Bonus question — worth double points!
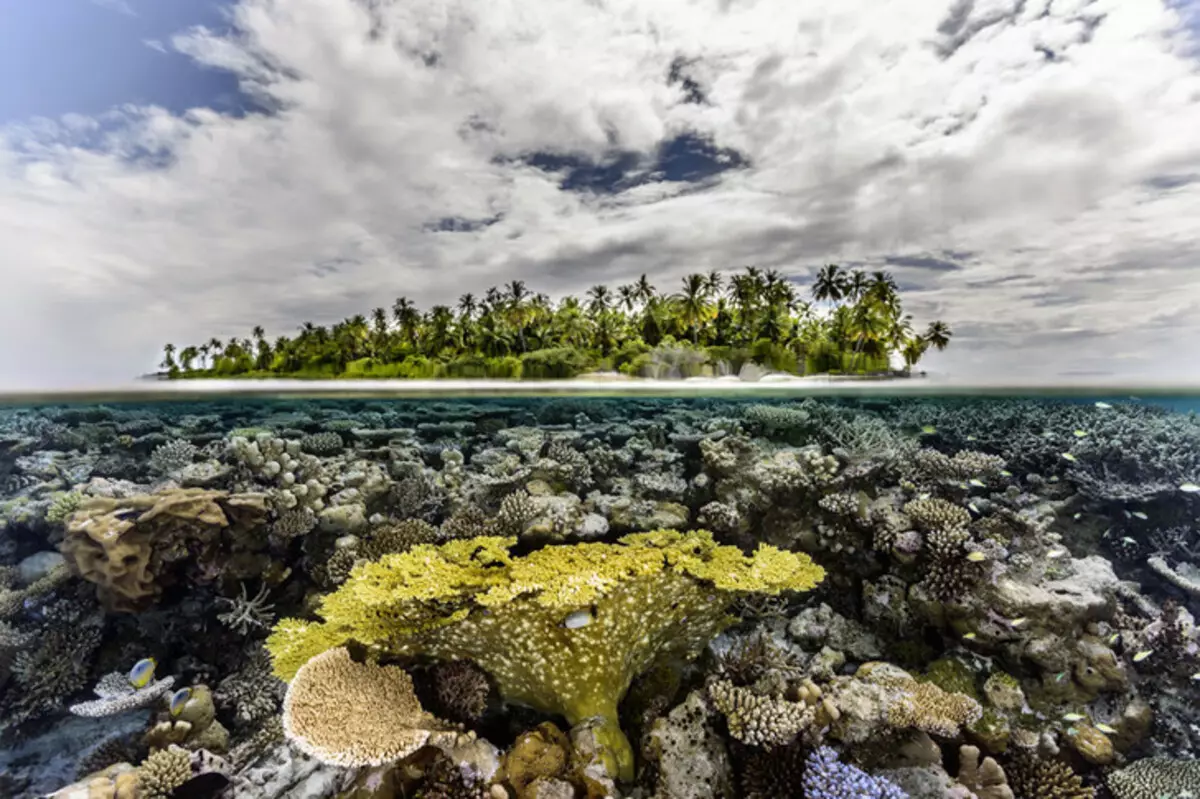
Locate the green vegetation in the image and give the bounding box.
[161,266,951,380]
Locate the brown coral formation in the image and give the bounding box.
[62,488,269,610]
[1006,754,1094,799]
[957,744,1014,799]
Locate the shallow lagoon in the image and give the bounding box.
[2,385,1200,798]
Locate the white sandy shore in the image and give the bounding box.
[3,373,1200,404]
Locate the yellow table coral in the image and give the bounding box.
[267,529,824,781]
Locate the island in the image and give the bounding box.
[158,265,951,381]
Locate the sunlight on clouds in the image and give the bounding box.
[1,0,1199,387]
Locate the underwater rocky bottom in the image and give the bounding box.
[3,392,1200,798]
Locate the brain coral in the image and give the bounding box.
[267,529,824,781]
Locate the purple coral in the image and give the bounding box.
[802,746,909,799]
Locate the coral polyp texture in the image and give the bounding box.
[281,646,456,767]
[267,529,823,779]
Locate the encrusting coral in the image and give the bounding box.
[267,529,824,781]
[281,646,457,767]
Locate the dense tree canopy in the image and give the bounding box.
[161,266,951,379]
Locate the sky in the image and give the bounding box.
[1,0,1199,389]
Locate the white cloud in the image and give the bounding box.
[90,0,136,17]
[2,0,1200,388]
[143,39,168,54]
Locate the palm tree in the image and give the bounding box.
[705,269,723,298]
[458,293,477,320]
[160,343,177,374]
[633,274,656,306]
[675,274,710,344]
[924,321,953,351]
[811,265,849,304]
[846,269,870,304]
[587,284,611,315]
[617,284,637,314]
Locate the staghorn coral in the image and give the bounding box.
[1106,757,1200,799]
[271,506,317,539]
[281,646,456,767]
[493,490,539,537]
[433,660,492,723]
[148,439,198,474]
[363,518,441,560]
[300,431,344,456]
[2,610,103,731]
[707,678,816,748]
[61,487,270,610]
[904,497,971,533]
[1006,754,1093,799]
[135,745,193,799]
[441,504,492,540]
[69,671,176,717]
[267,529,824,781]
[215,582,276,635]
[214,648,287,728]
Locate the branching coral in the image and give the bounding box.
[267,529,823,781]
[148,439,198,475]
[135,745,192,799]
[802,746,908,799]
[433,660,492,723]
[215,583,276,635]
[1006,754,1093,799]
[281,646,456,767]
[707,678,816,748]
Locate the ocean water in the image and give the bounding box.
[2,386,1200,798]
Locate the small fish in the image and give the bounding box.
[1009,617,1029,628]
[968,502,981,514]
[1121,536,1137,545]
[921,425,937,435]
[1073,512,1082,520]
[1061,452,1078,463]
[1191,672,1200,681]
[1047,549,1066,559]
[1049,475,1060,482]
[128,658,156,689]
[1000,470,1012,477]
[1108,633,1122,645]
[1063,713,1086,722]
[1095,401,1113,409]
[1131,511,1149,521]
[1073,429,1088,438]
[1122,509,1132,519]
[963,632,978,640]
[1180,482,1200,493]
[169,688,191,717]
[563,609,594,629]
[1094,723,1118,735]
[1055,671,1069,683]
[966,551,988,562]
[918,492,931,500]
[966,435,978,441]
[969,478,986,488]
[1132,650,1153,663]
[1066,726,1080,737]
